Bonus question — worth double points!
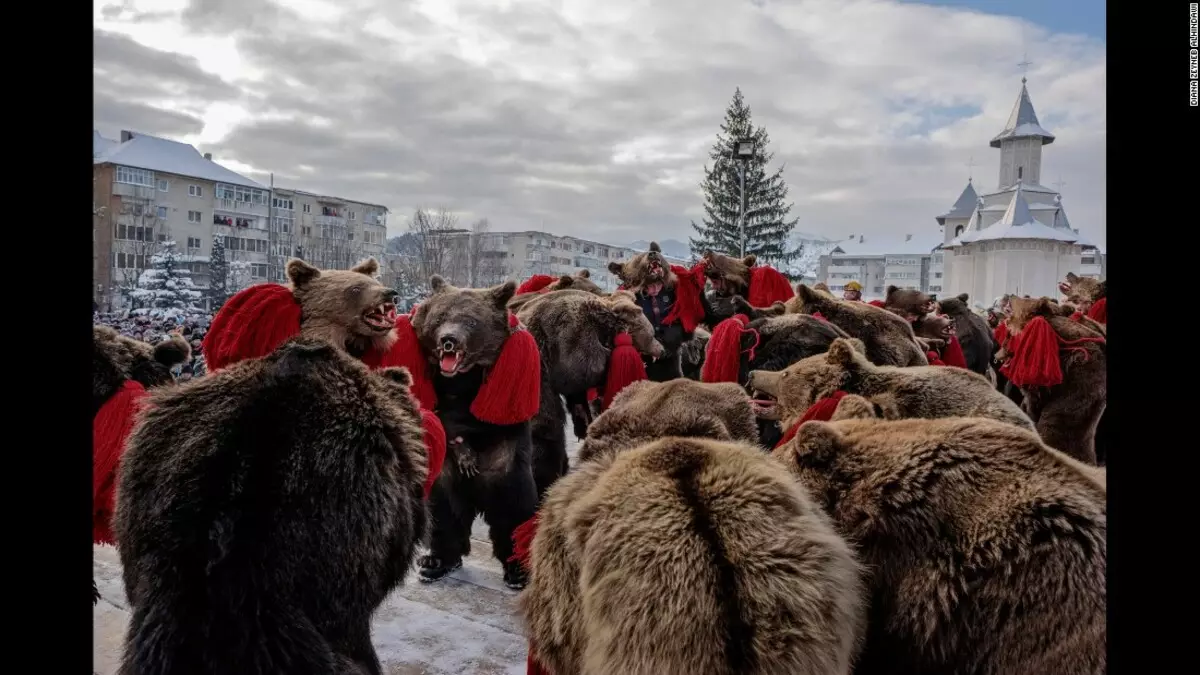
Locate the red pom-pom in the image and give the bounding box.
[941,334,968,369]
[1000,316,1063,387]
[926,351,946,366]
[603,333,647,410]
[471,313,542,425]
[93,380,148,545]
[1086,297,1107,324]
[701,314,754,383]
[509,512,540,570]
[774,391,848,449]
[363,315,438,411]
[203,284,302,372]
[747,266,795,307]
[663,264,707,333]
[516,275,557,296]
[867,299,886,308]
[419,409,446,500]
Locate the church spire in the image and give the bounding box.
[990,78,1056,148]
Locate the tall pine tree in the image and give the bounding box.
[689,88,802,266]
[209,236,229,310]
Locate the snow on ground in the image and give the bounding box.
[94,428,583,674]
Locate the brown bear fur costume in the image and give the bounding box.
[883,285,935,322]
[772,416,1106,675]
[786,284,929,367]
[607,241,708,382]
[936,293,994,376]
[509,270,606,311]
[699,250,796,308]
[680,325,711,380]
[1059,272,1105,314]
[704,293,788,326]
[114,339,431,675]
[747,338,1033,431]
[1001,296,1107,465]
[514,289,663,480]
[410,276,545,589]
[521,379,866,675]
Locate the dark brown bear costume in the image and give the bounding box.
[773,416,1106,675]
[1001,296,1106,465]
[786,284,929,367]
[114,339,432,675]
[513,288,662,482]
[410,276,547,589]
[607,241,707,382]
[882,285,936,322]
[520,378,865,675]
[936,293,994,375]
[748,338,1033,431]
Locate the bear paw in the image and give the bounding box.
[449,437,478,478]
[503,560,528,590]
[418,555,464,583]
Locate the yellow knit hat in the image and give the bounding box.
[844,281,863,292]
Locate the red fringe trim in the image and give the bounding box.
[747,266,795,307]
[868,300,886,308]
[470,313,542,425]
[363,315,438,411]
[701,314,758,383]
[993,322,1009,348]
[773,391,848,449]
[203,284,302,372]
[941,334,968,369]
[1086,297,1107,324]
[516,275,557,296]
[1000,316,1105,388]
[510,512,540,569]
[603,333,647,410]
[419,409,446,500]
[93,380,148,545]
[926,351,946,366]
[662,264,707,333]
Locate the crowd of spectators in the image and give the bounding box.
[94,311,213,381]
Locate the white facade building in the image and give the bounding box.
[939,78,1102,304]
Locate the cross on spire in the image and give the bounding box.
[1053,176,1067,192]
[966,155,977,182]
[1017,52,1033,82]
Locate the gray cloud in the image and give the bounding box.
[93,90,207,139]
[95,0,1107,249]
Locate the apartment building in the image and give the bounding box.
[93,129,389,310]
[817,232,941,300]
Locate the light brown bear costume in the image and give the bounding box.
[513,289,662,485]
[1000,296,1106,465]
[748,338,1033,431]
[772,416,1106,675]
[786,284,929,367]
[519,378,866,675]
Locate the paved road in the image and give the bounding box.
[95,430,582,674]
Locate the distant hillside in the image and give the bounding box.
[626,238,691,259]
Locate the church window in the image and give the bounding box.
[954,225,964,237]
[1018,166,1024,180]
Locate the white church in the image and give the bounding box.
[934,77,1102,304]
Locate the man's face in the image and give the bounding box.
[843,289,860,301]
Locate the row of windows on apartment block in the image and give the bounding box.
[829,272,921,280]
[528,239,627,259]
[831,257,927,267]
[112,251,270,279]
[115,167,382,224]
[115,211,384,246]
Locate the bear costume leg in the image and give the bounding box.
[482,464,538,589]
[645,351,683,382]
[420,477,476,582]
[1033,395,1104,465]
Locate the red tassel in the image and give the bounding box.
[867,300,886,308]
[587,387,599,402]
[516,275,557,296]
[773,391,848,449]
[363,315,438,411]
[509,512,540,570]
[1086,297,1107,324]
[927,351,946,366]
[603,333,647,410]
[747,266,795,307]
[203,284,302,372]
[663,264,707,333]
[941,334,968,369]
[93,380,148,545]
[993,322,1009,349]
[471,313,542,425]
[701,314,756,383]
[419,409,446,500]
[1000,316,1064,387]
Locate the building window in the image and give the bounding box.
[188,210,202,223]
[251,263,269,278]
[187,237,202,250]
[272,197,294,210]
[1017,166,1023,180]
[873,286,884,294]
[303,204,312,213]
[115,166,155,187]
[349,210,356,220]
[116,224,153,241]
[157,206,168,219]
[934,272,943,278]
[157,179,169,192]
[954,225,964,237]
[189,184,203,197]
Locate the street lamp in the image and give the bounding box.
[712,137,757,258]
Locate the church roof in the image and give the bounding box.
[989,78,1055,148]
[945,185,1078,247]
[936,180,980,225]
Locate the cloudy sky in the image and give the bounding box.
[93,0,1107,249]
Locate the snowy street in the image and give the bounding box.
[94,431,582,674]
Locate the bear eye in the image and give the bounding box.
[466,318,478,329]
[350,285,363,294]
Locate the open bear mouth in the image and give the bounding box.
[750,390,777,414]
[438,348,466,376]
[362,302,398,331]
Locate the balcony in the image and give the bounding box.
[112,183,156,200]
[215,198,269,217]
[827,265,860,275]
[315,214,346,227]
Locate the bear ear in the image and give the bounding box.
[490,280,518,308]
[649,241,662,253]
[556,274,575,288]
[351,257,379,277]
[826,338,867,368]
[378,366,412,388]
[792,421,842,466]
[577,269,591,279]
[768,301,787,316]
[795,283,817,303]
[830,394,879,421]
[742,254,757,267]
[886,285,899,298]
[1032,297,1057,317]
[607,261,624,275]
[287,259,321,287]
[703,249,715,260]
[957,293,969,303]
[429,275,447,293]
[1065,272,1080,284]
